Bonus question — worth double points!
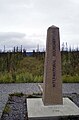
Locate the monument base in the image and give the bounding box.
[27,98,79,120]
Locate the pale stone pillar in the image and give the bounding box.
[42,25,63,105]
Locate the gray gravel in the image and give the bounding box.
[0,83,41,118]
[0,83,79,119]
[1,95,28,120]
[62,83,79,94]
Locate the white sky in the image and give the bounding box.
[0,0,79,51]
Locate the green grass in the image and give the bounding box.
[0,72,43,83]
[62,75,79,83]
[3,104,11,114]
[0,57,44,83]
[9,92,24,97]
[0,56,79,83]
[9,92,42,98]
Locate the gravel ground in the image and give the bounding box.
[0,83,41,118]
[1,93,79,120]
[1,95,28,120]
[0,83,79,119]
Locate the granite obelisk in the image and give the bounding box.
[42,25,63,105]
[27,26,79,119]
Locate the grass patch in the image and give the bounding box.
[0,56,79,83]
[9,92,42,98]
[3,104,10,114]
[0,56,44,83]
[27,92,42,98]
[62,75,79,83]
[9,92,24,97]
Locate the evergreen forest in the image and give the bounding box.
[0,47,79,83]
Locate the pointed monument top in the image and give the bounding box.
[48,25,59,29]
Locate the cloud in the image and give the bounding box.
[0,0,79,49]
[0,32,45,51]
[0,32,26,39]
[0,32,25,50]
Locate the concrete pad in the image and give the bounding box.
[27,98,79,120]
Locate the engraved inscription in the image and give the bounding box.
[52,38,56,56]
[43,26,63,105]
[52,59,56,87]
[52,31,56,87]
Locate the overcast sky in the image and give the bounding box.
[0,0,79,51]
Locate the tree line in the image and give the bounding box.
[0,44,79,83]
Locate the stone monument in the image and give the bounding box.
[27,25,79,120]
[42,25,63,105]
